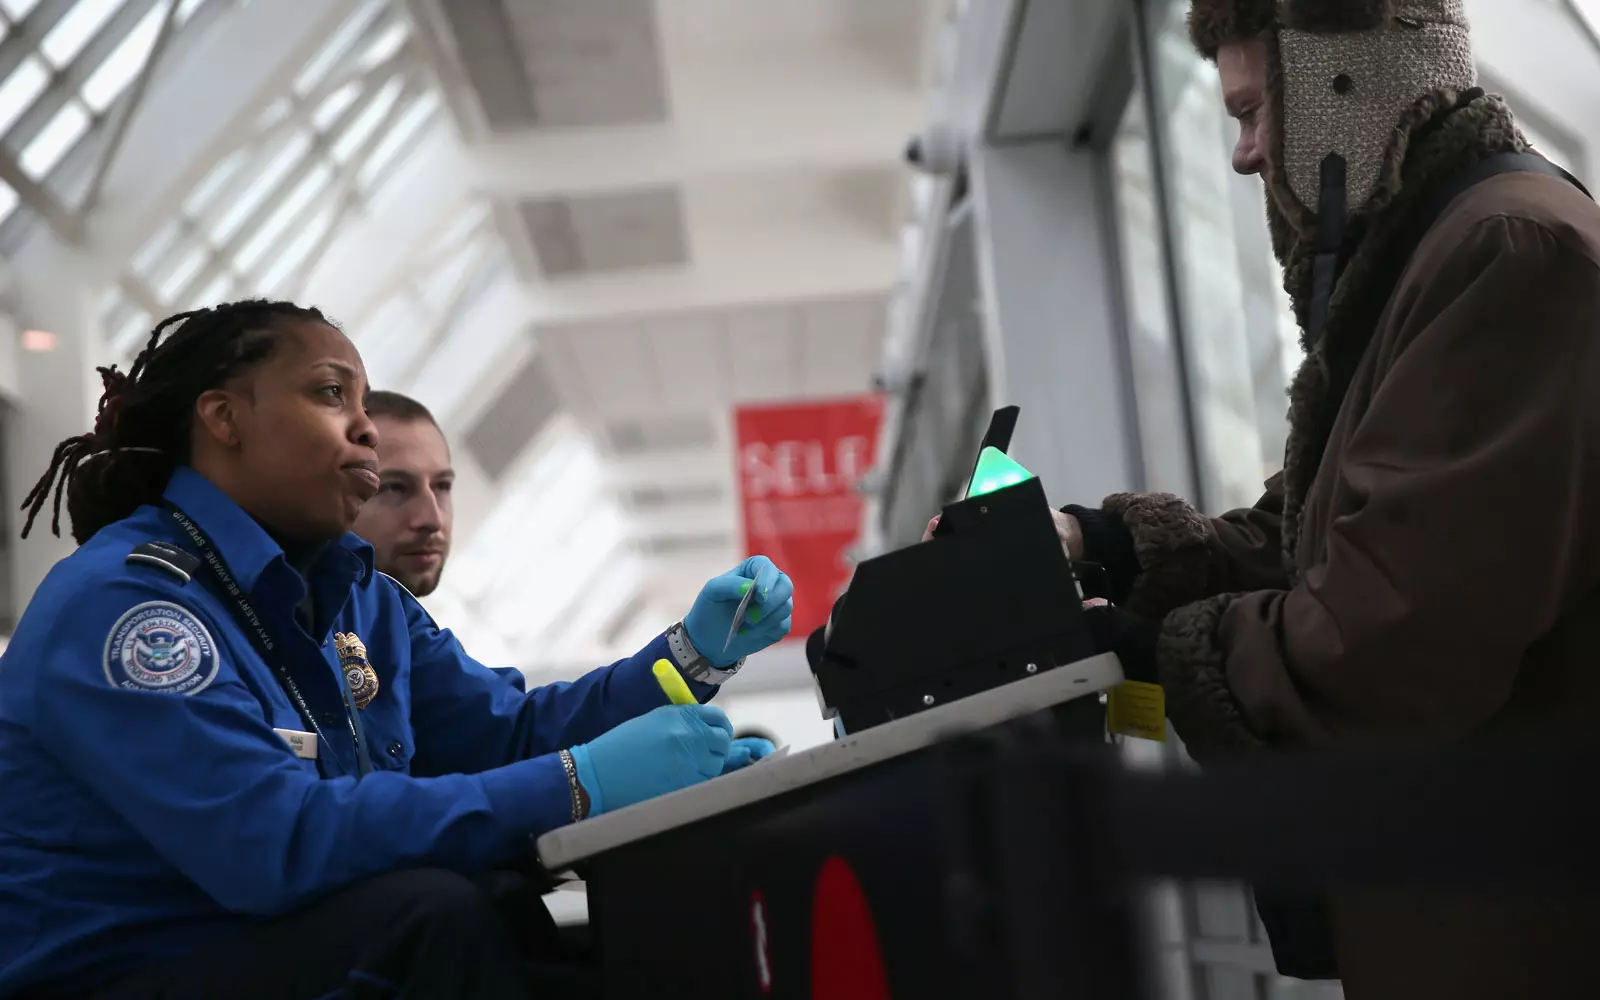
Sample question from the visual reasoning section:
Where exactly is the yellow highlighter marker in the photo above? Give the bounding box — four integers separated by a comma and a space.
652, 659, 697, 706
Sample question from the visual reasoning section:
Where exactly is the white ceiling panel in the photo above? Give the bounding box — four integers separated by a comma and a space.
603, 412, 721, 455
557, 320, 658, 407
505, 0, 667, 127
517, 186, 689, 276
533, 334, 599, 421
658, 0, 941, 85
437, 0, 668, 131
726, 305, 802, 401
644, 314, 726, 411
799, 296, 886, 395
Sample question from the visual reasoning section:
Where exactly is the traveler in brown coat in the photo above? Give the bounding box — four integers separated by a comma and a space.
1050, 1, 1600, 996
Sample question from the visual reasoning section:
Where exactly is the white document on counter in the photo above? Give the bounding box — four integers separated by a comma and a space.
536, 652, 1123, 871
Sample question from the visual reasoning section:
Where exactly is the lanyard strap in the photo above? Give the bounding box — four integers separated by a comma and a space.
165, 504, 370, 778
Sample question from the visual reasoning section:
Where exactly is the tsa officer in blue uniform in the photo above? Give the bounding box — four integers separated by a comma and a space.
0, 300, 793, 1000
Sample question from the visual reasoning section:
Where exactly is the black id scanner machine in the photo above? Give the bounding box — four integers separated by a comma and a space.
811, 406, 1108, 738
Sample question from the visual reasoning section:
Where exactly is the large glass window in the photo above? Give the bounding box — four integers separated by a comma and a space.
1139, 0, 1299, 512
1111, 72, 1194, 499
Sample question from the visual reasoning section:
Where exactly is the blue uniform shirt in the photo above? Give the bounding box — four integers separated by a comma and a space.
0, 467, 711, 994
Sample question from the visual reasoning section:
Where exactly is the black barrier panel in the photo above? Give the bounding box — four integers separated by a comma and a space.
1080, 746, 1600, 890
590, 744, 996, 1000
978, 737, 1600, 999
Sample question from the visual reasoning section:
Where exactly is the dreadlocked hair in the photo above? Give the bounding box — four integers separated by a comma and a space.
20, 298, 332, 545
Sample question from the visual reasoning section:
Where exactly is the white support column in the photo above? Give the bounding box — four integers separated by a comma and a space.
4, 239, 104, 609
968, 142, 1140, 507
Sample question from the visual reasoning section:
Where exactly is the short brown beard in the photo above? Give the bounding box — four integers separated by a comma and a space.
397, 567, 442, 598
1263, 180, 1304, 269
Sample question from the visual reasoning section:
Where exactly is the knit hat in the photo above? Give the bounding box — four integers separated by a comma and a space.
1188, 0, 1476, 221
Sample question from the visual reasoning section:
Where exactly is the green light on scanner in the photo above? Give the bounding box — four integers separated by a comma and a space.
965, 447, 1035, 498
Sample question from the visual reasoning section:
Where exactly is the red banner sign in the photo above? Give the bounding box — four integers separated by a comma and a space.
735, 396, 883, 640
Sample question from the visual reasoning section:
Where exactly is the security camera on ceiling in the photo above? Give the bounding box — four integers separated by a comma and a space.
903, 123, 963, 177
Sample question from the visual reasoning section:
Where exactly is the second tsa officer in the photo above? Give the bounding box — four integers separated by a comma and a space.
0, 299, 793, 999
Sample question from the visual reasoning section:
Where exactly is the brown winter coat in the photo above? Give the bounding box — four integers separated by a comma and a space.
1100, 92, 1600, 998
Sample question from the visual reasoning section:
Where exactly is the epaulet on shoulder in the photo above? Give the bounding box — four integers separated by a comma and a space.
378, 572, 440, 628
126, 541, 200, 584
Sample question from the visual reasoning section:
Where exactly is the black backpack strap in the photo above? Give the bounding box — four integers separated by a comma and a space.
1335, 150, 1591, 350
1410, 150, 1589, 245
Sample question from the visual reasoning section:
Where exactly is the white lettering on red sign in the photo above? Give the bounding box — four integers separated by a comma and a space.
740, 435, 873, 499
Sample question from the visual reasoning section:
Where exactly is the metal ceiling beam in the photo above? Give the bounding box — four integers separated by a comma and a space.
0, 146, 82, 244
399, 0, 493, 140
86, 0, 361, 274
462, 79, 923, 199
341, 200, 491, 329
296, 130, 470, 323
170, 54, 417, 307
5, 0, 165, 165
0, 0, 84, 90
268, 77, 438, 299
390, 238, 501, 389
118, 273, 167, 323
246, 9, 412, 153
80, 0, 183, 218
518, 235, 900, 328
184, 44, 415, 241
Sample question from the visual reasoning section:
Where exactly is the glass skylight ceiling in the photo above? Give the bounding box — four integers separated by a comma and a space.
100, 0, 442, 357
0, 0, 219, 230
438, 413, 633, 667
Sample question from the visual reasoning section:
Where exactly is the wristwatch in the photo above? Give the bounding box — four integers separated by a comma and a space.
666, 620, 743, 685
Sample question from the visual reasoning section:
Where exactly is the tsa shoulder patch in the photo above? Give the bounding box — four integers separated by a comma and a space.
126, 541, 200, 583
102, 601, 221, 696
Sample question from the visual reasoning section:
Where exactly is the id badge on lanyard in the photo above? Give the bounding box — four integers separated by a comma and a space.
165, 504, 372, 779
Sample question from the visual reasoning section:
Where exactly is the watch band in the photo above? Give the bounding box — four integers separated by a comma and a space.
666, 620, 743, 685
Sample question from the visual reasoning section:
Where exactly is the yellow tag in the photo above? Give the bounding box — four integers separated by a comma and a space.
1107, 681, 1166, 741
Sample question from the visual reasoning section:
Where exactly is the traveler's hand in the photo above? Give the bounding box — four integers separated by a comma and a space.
923, 510, 1084, 562
568, 704, 734, 815
684, 556, 794, 667
1053, 509, 1084, 561
1082, 602, 1158, 685
722, 736, 776, 774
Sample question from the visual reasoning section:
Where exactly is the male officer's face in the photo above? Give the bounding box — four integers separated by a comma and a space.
353, 415, 454, 596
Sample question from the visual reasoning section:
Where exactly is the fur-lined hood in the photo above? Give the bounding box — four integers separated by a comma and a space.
1189, 0, 1404, 60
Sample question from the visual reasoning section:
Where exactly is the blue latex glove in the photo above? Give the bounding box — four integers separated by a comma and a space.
722, 736, 776, 774
568, 704, 733, 816
683, 555, 795, 667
